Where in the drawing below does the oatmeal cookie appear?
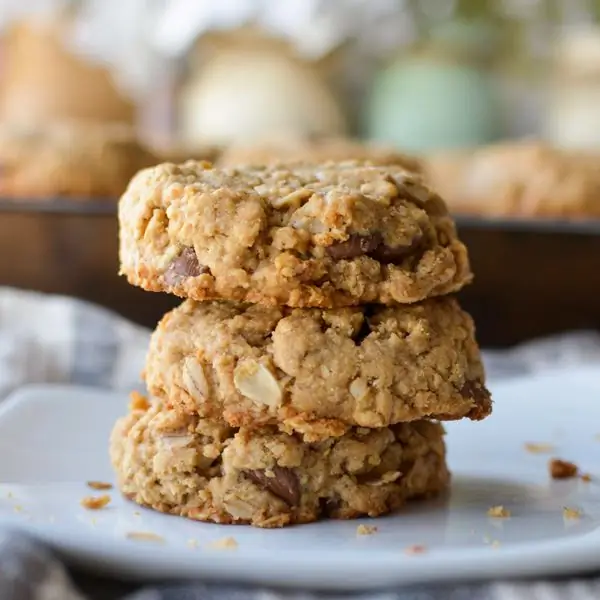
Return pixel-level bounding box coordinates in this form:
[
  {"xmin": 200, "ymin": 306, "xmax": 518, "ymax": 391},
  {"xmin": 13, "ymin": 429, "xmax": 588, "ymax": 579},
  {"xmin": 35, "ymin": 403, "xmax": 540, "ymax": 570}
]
[
  {"xmin": 0, "ymin": 120, "xmax": 158, "ymax": 199},
  {"xmin": 119, "ymin": 161, "xmax": 471, "ymax": 307},
  {"xmin": 144, "ymin": 298, "xmax": 491, "ymax": 437},
  {"xmin": 424, "ymin": 143, "xmax": 600, "ymax": 218},
  {"xmin": 218, "ymin": 137, "xmax": 422, "ymax": 172},
  {"xmin": 110, "ymin": 397, "xmax": 449, "ymax": 528}
]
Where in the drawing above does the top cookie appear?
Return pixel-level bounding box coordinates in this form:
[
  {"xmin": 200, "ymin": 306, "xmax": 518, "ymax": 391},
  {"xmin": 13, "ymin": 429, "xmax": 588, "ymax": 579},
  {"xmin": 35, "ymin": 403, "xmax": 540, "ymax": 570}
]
[
  {"xmin": 119, "ymin": 160, "xmax": 472, "ymax": 307},
  {"xmin": 0, "ymin": 121, "xmax": 158, "ymax": 200},
  {"xmin": 218, "ymin": 137, "xmax": 422, "ymax": 173},
  {"xmin": 424, "ymin": 142, "xmax": 600, "ymax": 219}
]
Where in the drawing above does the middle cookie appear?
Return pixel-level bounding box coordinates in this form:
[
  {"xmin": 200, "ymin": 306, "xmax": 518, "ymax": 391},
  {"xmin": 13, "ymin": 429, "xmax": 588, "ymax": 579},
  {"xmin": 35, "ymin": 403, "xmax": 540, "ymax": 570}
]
[{"xmin": 145, "ymin": 298, "xmax": 491, "ymax": 439}]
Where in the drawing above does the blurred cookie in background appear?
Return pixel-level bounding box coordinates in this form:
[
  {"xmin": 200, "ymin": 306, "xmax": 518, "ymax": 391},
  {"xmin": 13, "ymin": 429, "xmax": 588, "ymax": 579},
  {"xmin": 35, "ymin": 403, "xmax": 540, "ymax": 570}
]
[
  {"xmin": 153, "ymin": 143, "xmax": 223, "ymax": 166},
  {"xmin": 0, "ymin": 121, "xmax": 159, "ymax": 200},
  {"xmin": 424, "ymin": 142, "xmax": 600, "ymax": 219},
  {"xmin": 218, "ymin": 136, "xmax": 422, "ymax": 173}
]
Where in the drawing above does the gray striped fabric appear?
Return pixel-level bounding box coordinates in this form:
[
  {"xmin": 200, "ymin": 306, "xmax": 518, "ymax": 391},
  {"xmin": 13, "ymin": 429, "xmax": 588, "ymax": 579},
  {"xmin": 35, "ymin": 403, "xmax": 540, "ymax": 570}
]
[{"xmin": 0, "ymin": 287, "xmax": 599, "ymax": 600}]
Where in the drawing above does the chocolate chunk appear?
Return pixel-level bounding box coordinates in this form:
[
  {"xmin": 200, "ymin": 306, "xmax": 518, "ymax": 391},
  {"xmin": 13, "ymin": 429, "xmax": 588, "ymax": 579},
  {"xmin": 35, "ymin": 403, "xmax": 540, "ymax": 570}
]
[
  {"xmin": 460, "ymin": 379, "xmax": 492, "ymax": 420},
  {"xmin": 326, "ymin": 233, "xmax": 383, "ymax": 260},
  {"xmin": 245, "ymin": 466, "xmax": 300, "ymax": 507},
  {"xmin": 164, "ymin": 247, "xmax": 206, "ymax": 286},
  {"xmin": 370, "ymin": 234, "xmax": 423, "ymax": 264},
  {"xmin": 460, "ymin": 379, "xmax": 487, "ymax": 402},
  {"xmin": 319, "ymin": 496, "xmax": 341, "ymax": 517},
  {"xmin": 326, "ymin": 232, "xmax": 421, "ymax": 264}
]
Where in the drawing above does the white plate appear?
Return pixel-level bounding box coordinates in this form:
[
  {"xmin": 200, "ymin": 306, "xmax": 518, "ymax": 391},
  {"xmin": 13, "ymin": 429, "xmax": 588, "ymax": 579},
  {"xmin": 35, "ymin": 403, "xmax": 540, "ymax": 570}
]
[{"xmin": 0, "ymin": 368, "xmax": 600, "ymax": 591}]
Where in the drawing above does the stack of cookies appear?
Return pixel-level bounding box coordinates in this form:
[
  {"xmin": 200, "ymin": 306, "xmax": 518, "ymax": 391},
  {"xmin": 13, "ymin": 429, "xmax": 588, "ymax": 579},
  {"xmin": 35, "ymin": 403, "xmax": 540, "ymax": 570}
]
[{"xmin": 110, "ymin": 160, "xmax": 492, "ymax": 528}]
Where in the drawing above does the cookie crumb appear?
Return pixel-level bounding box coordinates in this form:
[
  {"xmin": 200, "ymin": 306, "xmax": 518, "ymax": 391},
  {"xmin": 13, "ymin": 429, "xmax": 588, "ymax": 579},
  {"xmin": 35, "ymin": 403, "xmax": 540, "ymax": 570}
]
[
  {"xmin": 356, "ymin": 524, "xmax": 378, "ymax": 536},
  {"xmin": 581, "ymin": 473, "xmax": 592, "ymax": 483},
  {"xmin": 80, "ymin": 495, "xmax": 111, "ymax": 510},
  {"xmin": 487, "ymin": 505, "xmax": 511, "ymax": 518},
  {"xmin": 13, "ymin": 505, "xmax": 24, "ymax": 513},
  {"xmin": 187, "ymin": 538, "xmax": 199, "ymax": 549},
  {"xmin": 86, "ymin": 481, "xmax": 113, "ymax": 491},
  {"xmin": 207, "ymin": 537, "xmax": 238, "ymax": 551},
  {"xmin": 524, "ymin": 442, "xmax": 555, "ymax": 454},
  {"xmin": 549, "ymin": 458, "xmax": 579, "ymax": 479},
  {"xmin": 404, "ymin": 544, "xmax": 427, "ymax": 555},
  {"xmin": 563, "ymin": 507, "xmax": 581, "ymax": 520},
  {"xmin": 126, "ymin": 531, "xmax": 165, "ymax": 543},
  {"xmin": 133, "ymin": 511, "xmax": 141, "ymax": 517},
  {"xmin": 129, "ymin": 391, "xmax": 150, "ymax": 412}
]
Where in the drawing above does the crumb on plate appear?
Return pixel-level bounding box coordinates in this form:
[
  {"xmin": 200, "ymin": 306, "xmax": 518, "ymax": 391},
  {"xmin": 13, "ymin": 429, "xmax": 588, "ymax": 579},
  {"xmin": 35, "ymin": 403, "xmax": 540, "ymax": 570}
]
[
  {"xmin": 206, "ymin": 537, "xmax": 238, "ymax": 551},
  {"xmin": 356, "ymin": 524, "xmax": 378, "ymax": 536},
  {"xmin": 126, "ymin": 531, "xmax": 165, "ymax": 543},
  {"xmin": 581, "ymin": 473, "xmax": 592, "ymax": 482},
  {"xmin": 487, "ymin": 505, "xmax": 511, "ymax": 518},
  {"xmin": 549, "ymin": 458, "xmax": 579, "ymax": 479},
  {"xmin": 80, "ymin": 495, "xmax": 111, "ymax": 510},
  {"xmin": 404, "ymin": 544, "xmax": 427, "ymax": 555},
  {"xmin": 563, "ymin": 507, "xmax": 582, "ymax": 520},
  {"xmin": 86, "ymin": 481, "xmax": 113, "ymax": 490},
  {"xmin": 187, "ymin": 538, "xmax": 199, "ymax": 549},
  {"xmin": 524, "ymin": 442, "xmax": 555, "ymax": 454}
]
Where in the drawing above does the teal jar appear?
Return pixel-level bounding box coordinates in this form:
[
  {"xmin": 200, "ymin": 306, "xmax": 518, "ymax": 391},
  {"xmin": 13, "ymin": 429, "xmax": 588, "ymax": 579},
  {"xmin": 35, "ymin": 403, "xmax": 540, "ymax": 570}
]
[{"xmin": 365, "ymin": 21, "xmax": 502, "ymax": 153}]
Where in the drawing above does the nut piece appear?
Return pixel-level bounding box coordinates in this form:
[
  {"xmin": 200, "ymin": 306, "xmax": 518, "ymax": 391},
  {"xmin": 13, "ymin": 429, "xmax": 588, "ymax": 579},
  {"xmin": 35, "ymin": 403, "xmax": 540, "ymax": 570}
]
[
  {"xmin": 233, "ymin": 360, "xmax": 282, "ymax": 407},
  {"xmin": 349, "ymin": 377, "xmax": 369, "ymax": 400},
  {"xmin": 549, "ymin": 458, "xmax": 579, "ymax": 479},
  {"xmin": 181, "ymin": 357, "xmax": 209, "ymax": 402},
  {"xmin": 81, "ymin": 495, "xmax": 111, "ymax": 510}
]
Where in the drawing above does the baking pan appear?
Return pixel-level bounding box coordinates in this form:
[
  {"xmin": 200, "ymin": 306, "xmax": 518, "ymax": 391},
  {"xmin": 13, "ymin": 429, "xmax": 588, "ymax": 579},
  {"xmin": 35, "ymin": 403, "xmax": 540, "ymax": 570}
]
[
  {"xmin": 0, "ymin": 198, "xmax": 180, "ymax": 331},
  {"xmin": 0, "ymin": 199, "xmax": 598, "ymax": 347}
]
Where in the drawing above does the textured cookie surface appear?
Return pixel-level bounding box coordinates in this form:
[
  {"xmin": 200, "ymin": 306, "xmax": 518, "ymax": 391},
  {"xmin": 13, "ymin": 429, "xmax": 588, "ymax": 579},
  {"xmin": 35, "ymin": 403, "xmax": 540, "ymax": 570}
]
[
  {"xmin": 218, "ymin": 137, "xmax": 422, "ymax": 173},
  {"xmin": 144, "ymin": 298, "xmax": 491, "ymax": 437},
  {"xmin": 110, "ymin": 396, "xmax": 449, "ymax": 528},
  {"xmin": 0, "ymin": 121, "xmax": 158, "ymax": 199},
  {"xmin": 119, "ymin": 160, "xmax": 472, "ymax": 307},
  {"xmin": 424, "ymin": 143, "xmax": 600, "ymax": 218}
]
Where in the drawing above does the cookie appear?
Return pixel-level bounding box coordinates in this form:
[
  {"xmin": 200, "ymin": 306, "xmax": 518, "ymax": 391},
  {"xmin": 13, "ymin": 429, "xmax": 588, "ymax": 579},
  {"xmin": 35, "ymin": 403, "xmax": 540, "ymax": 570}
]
[
  {"xmin": 424, "ymin": 143, "xmax": 600, "ymax": 218},
  {"xmin": 110, "ymin": 396, "xmax": 449, "ymax": 528},
  {"xmin": 144, "ymin": 297, "xmax": 491, "ymax": 438},
  {"xmin": 218, "ymin": 137, "xmax": 422, "ymax": 173},
  {"xmin": 119, "ymin": 161, "xmax": 472, "ymax": 307},
  {"xmin": 0, "ymin": 120, "xmax": 158, "ymax": 199}
]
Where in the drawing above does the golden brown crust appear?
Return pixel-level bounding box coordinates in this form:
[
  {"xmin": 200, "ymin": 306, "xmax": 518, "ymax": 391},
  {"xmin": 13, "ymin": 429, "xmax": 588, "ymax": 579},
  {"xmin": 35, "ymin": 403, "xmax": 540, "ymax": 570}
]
[
  {"xmin": 0, "ymin": 121, "xmax": 159, "ymax": 199},
  {"xmin": 424, "ymin": 143, "xmax": 600, "ymax": 219},
  {"xmin": 110, "ymin": 398, "xmax": 449, "ymax": 528},
  {"xmin": 144, "ymin": 297, "xmax": 491, "ymax": 437},
  {"xmin": 119, "ymin": 160, "xmax": 472, "ymax": 307}
]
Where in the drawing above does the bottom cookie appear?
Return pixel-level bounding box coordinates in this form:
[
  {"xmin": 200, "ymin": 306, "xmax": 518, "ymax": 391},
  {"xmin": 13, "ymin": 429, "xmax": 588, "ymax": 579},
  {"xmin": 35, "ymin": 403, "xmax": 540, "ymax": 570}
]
[{"xmin": 110, "ymin": 394, "xmax": 450, "ymax": 528}]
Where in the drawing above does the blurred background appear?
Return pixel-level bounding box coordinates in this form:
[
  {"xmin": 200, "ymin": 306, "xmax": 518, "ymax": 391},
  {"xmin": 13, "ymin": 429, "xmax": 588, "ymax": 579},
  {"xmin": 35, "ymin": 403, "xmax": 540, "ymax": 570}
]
[{"xmin": 0, "ymin": 0, "xmax": 599, "ymax": 347}]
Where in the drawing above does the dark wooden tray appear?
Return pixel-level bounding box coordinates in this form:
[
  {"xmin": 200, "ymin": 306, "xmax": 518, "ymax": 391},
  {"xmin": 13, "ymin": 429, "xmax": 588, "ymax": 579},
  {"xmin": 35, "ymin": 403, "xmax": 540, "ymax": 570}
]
[{"xmin": 1, "ymin": 198, "xmax": 599, "ymax": 347}]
